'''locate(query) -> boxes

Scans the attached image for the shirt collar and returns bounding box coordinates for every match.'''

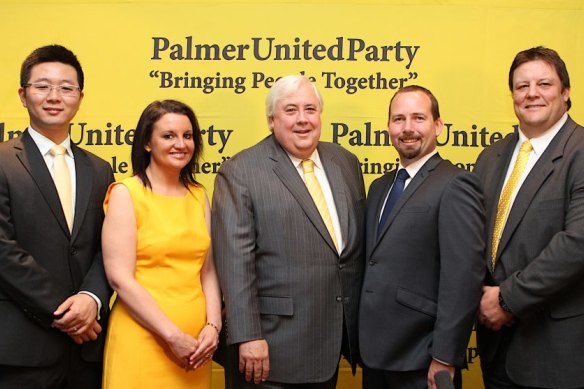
[288,149,322,170]
[518,112,567,156]
[400,149,437,179]
[27,126,73,158]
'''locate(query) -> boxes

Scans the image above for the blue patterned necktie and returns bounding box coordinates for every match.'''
[377,169,409,238]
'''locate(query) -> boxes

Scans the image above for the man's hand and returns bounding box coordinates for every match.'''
[69,320,102,344]
[427,359,455,389]
[479,286,514,330]
[52,293,99,335]
[239,339,270,384]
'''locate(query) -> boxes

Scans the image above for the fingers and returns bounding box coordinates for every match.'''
[64,320,101,344]
[189,351,214,370]
[53,296,74,317]
[238,339,270,383]
[240,353,269,383]
[260,358,270,383]
[188,326,219,369]
[189,340,217,369]
[70,334,84,345]
[245,357,269,383]
[66,319,102,336]
[53,294,98,332]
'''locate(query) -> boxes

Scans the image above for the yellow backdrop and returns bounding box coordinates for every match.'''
[2,0,583,387]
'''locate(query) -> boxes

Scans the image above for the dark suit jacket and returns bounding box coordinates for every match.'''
[359,154,485,371]
[0,130,114,367]
[212,135,365,384]
[474,116,584,388]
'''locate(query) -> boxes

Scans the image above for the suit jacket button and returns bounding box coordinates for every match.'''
[369,260,376,266]
[338,263,345,269]
[336,296,343,302]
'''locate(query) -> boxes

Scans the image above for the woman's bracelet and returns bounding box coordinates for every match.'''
[205,322,220,335]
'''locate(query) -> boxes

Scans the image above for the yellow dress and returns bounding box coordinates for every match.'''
[102,177,211,389]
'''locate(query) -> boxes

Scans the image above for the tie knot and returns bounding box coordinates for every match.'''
[50,145,67,157]
[520,140,533,153]
[301,159,315,174]
[396,169,409,182]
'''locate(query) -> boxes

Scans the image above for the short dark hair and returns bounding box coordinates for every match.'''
[20,45,84,90]
[389,85,441,120]
[509,46,571,110]
[132,100,203,189]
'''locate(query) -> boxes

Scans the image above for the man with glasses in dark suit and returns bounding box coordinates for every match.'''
[0,45,114,388]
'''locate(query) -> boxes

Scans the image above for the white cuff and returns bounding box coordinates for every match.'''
[78,291,102,320]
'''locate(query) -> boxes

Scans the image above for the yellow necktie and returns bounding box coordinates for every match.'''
[301,159,339,251]
[50,145,73,232]
[491,140,533,269]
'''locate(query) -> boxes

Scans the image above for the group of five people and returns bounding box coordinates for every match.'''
[0,43,582,389]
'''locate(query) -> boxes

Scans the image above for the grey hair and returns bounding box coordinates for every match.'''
[265,75,323,127]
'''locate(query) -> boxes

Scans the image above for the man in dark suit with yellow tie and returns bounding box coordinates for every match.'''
[359,85,485,389]
[0,45,114,388]
[476,47,584,389]
[212,75,365,388]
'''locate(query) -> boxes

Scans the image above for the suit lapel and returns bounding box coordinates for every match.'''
[269,136,337,253]
[496,118,576,261]
[373,153,442,249]
[16,131,70,237]
[71,145,93,241]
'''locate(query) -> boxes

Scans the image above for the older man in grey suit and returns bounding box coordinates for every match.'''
[476,47,584,389]
[359,85,485,389]
[212,75,365,388]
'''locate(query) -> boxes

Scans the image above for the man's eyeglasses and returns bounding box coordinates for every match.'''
[23,83,81,97]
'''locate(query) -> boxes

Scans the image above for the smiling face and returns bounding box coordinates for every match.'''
[147,113,195,172]
[269,81,321,159]
[18,62,83,143]
[388,91,443,167]
[512,59,570,138]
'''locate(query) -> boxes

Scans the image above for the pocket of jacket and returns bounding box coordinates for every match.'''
[258,296,294,316]
[396,287,437,317]
[537,197,565,210]
[549,294,584,319]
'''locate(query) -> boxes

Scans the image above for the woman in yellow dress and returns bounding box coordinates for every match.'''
[101,100,221,388]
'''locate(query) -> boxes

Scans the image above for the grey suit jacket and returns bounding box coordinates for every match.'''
[475,116,584,388]
[359,154,485,370]
[0,130,114,366]
[212,134,365,384]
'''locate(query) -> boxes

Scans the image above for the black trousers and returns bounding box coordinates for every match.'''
[0,341,101,389]
[362,365,462,389]
[480,332,555,389]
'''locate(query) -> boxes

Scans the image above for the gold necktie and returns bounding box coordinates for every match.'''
[491,140,533,269]
[50,145,73,232]
[301,159,339,251]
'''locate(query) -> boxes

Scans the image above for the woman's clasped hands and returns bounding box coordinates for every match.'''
[167,324,219,371]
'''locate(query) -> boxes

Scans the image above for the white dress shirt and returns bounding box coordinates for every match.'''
[378,149,438,222]
[501,113,567,211]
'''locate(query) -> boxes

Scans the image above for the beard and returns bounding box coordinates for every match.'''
[395,143,422,162]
